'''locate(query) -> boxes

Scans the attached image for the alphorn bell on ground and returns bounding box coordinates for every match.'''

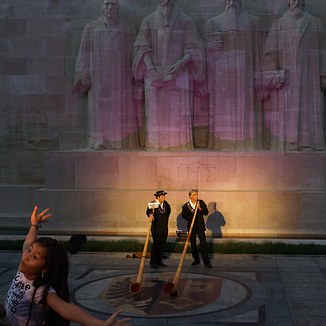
[163,200,199,295]
[129,202,158,294]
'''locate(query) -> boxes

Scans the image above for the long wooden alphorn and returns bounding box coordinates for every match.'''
[163,201,199,295]
[129,204,156,294]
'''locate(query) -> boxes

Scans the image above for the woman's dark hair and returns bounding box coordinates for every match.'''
[26,237,70,326]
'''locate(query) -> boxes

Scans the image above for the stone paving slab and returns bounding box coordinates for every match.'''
[1,251,326,325]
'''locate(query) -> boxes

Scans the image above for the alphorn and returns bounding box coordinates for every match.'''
[163,201,199,295]
[129,202,157,294]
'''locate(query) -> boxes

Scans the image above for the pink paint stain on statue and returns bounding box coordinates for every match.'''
[133,0,206,151]
[74,0,139,150]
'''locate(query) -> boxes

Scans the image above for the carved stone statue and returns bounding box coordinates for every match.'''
[203,0,265,151]
[263,0,326,151]
[74,0,139,150]
[132,0,205,151]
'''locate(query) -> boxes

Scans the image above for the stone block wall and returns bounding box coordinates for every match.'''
[24,150,326,238]
[2,0,326,238]
[1,0,326,184]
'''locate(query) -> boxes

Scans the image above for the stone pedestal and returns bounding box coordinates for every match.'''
[33,150,326,238]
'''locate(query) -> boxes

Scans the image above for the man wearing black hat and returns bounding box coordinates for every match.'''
[146,190,171,268]
[182,189,212,268]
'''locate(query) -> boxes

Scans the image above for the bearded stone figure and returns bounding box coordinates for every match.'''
[263,0,326,151]
[74,0,139,150]
[203,0,266,151]
[133,0,206,151]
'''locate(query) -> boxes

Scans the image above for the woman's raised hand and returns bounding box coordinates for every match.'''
[31,206,52,228]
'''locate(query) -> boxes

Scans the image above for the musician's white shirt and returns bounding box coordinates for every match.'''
[189,200,196,210]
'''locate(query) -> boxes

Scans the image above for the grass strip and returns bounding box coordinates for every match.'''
[1,239,326,255]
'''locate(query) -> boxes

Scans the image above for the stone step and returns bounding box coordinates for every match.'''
[0,214,31,228]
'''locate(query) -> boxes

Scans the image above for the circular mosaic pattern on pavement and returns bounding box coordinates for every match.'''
[71,270,270,323]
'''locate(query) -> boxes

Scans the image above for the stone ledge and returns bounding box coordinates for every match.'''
[44,150,326,191]
[45,149,326,158]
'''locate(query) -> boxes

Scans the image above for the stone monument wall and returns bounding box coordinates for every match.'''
[1,0,326,238]
[1,0,326,184]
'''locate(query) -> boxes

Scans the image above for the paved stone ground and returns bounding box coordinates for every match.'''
[2,250,326,326]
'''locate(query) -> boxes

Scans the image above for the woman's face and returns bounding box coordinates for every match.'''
[19,243,48,280]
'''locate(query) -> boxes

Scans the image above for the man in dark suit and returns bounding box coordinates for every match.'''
[182,189,212,268]
[146,190,171,268]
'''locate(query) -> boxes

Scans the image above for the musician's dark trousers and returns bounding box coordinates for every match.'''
[151,230,168,265]
[189,230,210,265]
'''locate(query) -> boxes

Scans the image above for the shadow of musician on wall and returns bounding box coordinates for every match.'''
[176,211,188,232]
[206,202,226,238]
[175,202,226,240]
[175,211,188,242]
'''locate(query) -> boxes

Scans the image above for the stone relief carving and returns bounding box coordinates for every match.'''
[73,0,326,153]
[263,0,326,151]
[203,0,266,151]
[132,0,206,150]
[74,0,139,150]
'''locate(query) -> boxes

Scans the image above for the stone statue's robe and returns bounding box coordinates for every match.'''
[75,15,139,149]
[203,10,265,151]
[133,4,205,150]
[263,11,326,151]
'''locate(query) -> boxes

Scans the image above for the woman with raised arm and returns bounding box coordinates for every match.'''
[5,206,132,326]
